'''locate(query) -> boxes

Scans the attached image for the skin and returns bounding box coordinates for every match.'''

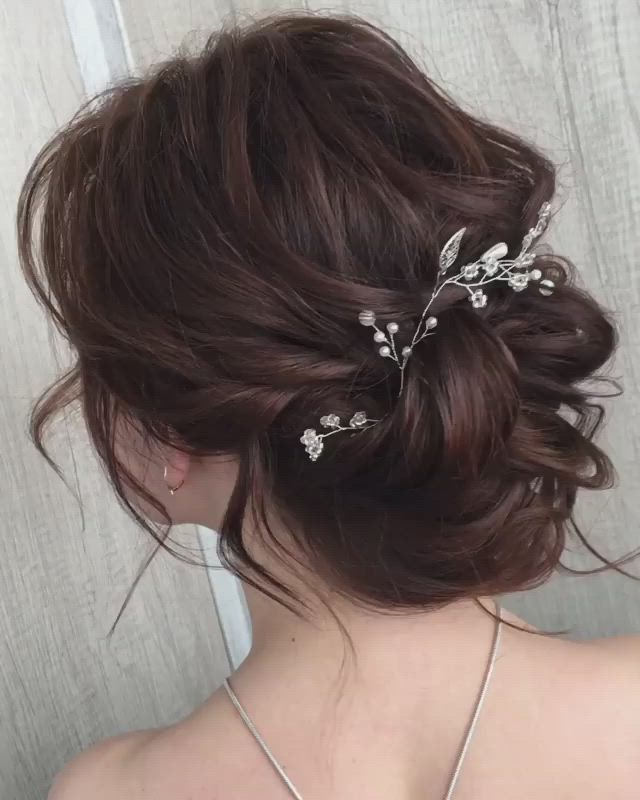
[49,444,640,800]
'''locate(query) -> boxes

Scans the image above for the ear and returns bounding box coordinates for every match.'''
[162,448,190,493]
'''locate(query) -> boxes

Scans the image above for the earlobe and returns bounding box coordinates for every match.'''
[163,449,190,496]
[163,465,184,495]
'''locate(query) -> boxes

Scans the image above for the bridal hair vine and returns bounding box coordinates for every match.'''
[300,202,553,461]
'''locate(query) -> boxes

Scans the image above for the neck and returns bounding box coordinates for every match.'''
[206,508,500,697]
[241,580,497,689]
[222,561,503,797]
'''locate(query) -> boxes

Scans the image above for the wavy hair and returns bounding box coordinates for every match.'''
[18,14,625,622]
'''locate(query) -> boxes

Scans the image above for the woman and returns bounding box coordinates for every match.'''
[19,14,640,800]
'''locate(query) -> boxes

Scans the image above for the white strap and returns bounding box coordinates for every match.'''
[224,678,304,800]
[442,615,502,800]
[224,612,502,800]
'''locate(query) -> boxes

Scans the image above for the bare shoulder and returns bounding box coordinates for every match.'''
[584,632,640,715]
[565,630,640,697]
[501,607,640,707]
[564,633,640,787]
[590,631,640,663]
[47,688,239,800]
[47,729,157,800]
[496,610,640,794]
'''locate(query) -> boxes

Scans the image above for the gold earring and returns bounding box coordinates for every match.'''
[163,465,184,496]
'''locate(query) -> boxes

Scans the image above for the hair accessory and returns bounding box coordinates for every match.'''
[301,202,552,460]
[300,411,380,461]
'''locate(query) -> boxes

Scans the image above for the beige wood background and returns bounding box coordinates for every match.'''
[0,4,230,800]
[1,1,638,799]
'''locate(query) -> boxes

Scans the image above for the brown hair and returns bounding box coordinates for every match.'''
[18,14,622,616]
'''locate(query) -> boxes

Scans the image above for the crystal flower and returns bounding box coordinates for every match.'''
[482,259,499,276]
[463,263,480,280]
[299,428,324,461]
[320,414,340,428]
[508,273,529,291]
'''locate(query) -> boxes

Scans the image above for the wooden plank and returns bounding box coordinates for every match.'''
[0,3,229,798]
[507,0,640,634]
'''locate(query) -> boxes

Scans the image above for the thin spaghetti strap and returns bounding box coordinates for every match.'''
[223,678,304,800]
[224,603,503,800]
[441,603,503,800]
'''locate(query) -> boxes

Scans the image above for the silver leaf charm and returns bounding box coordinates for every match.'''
[439,227,466,273]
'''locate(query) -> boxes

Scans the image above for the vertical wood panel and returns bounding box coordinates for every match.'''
[507,0,640,634]
[0,3,229,799]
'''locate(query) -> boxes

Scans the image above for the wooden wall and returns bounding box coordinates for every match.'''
[0,1,638,798]
[0,4,230,799]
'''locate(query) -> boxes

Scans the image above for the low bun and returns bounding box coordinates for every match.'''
[19,14,621,612]
[268,248,617,607]
[398,306,521,478]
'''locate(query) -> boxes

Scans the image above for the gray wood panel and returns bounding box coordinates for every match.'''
[0,3,229,799]
[504,0,640,634]
[2,0,639,797]
[118,0,640,636]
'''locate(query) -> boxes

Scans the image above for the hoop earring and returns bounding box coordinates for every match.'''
[163,465,184,496]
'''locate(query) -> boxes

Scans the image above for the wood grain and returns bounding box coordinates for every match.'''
[2,0,639,797]
[505,0,640,634]
[0,3,229,799]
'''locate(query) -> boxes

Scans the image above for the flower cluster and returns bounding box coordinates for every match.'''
[300,411,374,461]
[299,428,324,461]
[469,264,551,308]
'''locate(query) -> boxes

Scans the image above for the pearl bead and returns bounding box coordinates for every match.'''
[426,316,438,329]
[373,331,386,342]
[379,345,391,357]
[386,322,399,334]
[358,310,376,327]
[529,268,542,281]
[401,346,412,358]
[539,279,555,296]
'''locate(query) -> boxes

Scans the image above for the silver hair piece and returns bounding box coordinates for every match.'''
[300,411,381,461]
[300,202,552,460]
